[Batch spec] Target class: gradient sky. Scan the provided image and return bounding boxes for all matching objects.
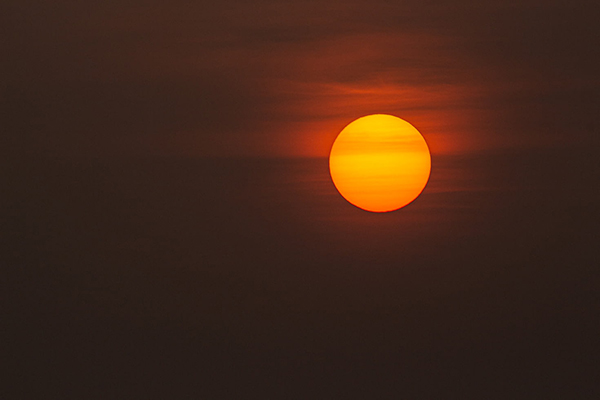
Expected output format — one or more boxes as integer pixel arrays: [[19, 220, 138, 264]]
[[4, 1, 599, 398], [5, 0, 598, 157]]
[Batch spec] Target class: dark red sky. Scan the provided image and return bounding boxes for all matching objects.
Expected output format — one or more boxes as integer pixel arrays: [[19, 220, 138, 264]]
[[4, 1, 599, 398], [5, 0, 598, 157]]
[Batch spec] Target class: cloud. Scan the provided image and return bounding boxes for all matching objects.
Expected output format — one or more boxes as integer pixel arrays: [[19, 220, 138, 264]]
[[4, 0, 598, 157]]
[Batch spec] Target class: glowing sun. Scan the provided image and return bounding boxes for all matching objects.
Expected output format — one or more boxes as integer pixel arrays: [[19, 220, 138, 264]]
[[329, 114, 431, 212]]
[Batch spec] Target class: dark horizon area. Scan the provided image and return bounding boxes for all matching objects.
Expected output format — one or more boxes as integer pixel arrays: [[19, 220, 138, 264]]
[[4, 147, 598, 398]]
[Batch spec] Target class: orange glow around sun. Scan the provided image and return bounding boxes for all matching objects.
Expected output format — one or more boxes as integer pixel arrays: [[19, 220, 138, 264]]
[[329, 114, 431, 212]]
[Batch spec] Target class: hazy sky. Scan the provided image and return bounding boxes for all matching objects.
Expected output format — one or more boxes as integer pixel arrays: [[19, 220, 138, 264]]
[[4, 1, 600, 398], [5, 0, 598, 157]]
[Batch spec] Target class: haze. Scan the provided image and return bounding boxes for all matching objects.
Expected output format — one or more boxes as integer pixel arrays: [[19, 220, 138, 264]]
[[3, 0, 598, 398]]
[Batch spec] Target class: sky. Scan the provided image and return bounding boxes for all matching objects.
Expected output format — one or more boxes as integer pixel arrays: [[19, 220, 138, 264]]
[[5, 0, 598, 157], [3, 0, 599, 398]]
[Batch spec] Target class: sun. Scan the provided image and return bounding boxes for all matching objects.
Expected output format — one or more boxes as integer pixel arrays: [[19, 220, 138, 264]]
[[329, 114, 431, 212]]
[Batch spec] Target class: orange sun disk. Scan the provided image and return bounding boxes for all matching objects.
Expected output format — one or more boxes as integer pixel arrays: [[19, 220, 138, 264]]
[[329, 114, 431, 212]]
